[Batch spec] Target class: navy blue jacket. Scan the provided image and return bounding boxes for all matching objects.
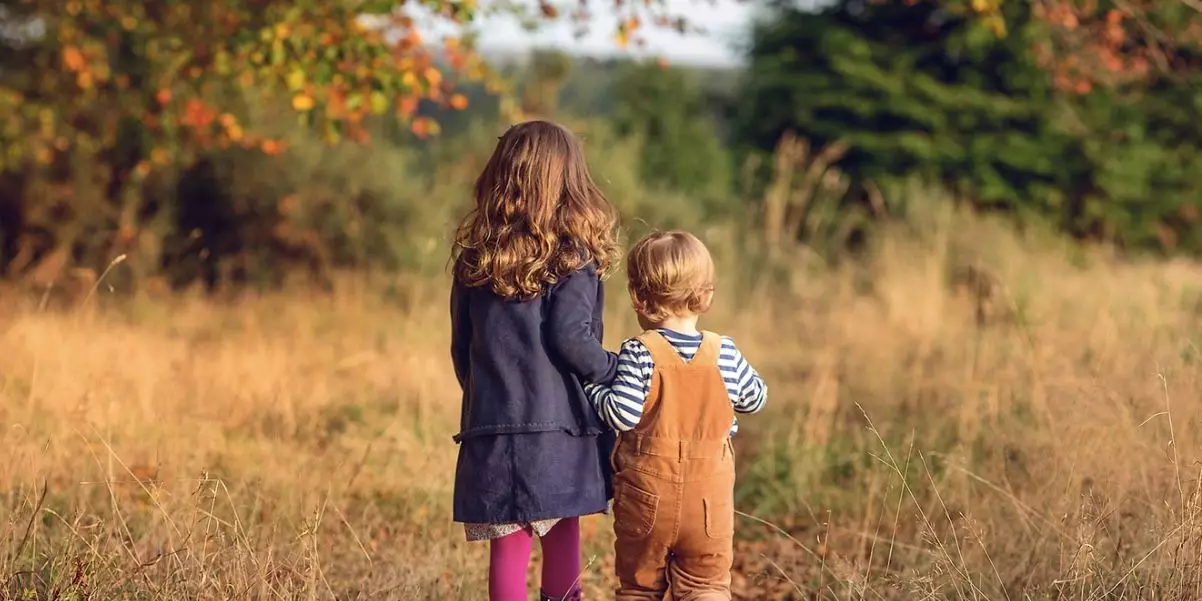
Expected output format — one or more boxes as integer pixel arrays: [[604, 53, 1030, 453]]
[[451, 263, 619, 524]]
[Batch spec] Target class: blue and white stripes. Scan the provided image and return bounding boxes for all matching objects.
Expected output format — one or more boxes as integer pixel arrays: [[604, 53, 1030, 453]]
[[585, 329, 768, 435]]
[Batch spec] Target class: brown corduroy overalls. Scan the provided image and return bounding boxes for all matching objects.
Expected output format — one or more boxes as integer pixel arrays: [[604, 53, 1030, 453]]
[[611, 331, 736, 601]]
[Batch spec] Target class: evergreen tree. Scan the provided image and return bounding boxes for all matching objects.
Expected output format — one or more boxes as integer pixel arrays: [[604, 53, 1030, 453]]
[[735, 0, 1202, 253], [611, 61, 733, 204]]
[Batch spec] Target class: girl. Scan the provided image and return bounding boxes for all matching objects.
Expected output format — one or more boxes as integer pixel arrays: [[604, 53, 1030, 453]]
[[450, 120, 619, 601]]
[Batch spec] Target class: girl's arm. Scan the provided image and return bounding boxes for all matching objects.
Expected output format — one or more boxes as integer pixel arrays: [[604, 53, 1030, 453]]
[[449, 280, 471, 388], [546, 265, 619, 384], [584, 339, 654, 431]]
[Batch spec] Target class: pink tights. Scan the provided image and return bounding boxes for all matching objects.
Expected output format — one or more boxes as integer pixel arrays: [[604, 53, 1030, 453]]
[[489, 517, 582, 601]]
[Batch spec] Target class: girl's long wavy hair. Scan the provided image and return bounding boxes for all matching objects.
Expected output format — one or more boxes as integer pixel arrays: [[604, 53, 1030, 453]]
[[452, 120, 618, 299]]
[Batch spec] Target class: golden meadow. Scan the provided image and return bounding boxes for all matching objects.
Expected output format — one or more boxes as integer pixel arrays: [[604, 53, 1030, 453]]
[[3, 125, 1202, 599]]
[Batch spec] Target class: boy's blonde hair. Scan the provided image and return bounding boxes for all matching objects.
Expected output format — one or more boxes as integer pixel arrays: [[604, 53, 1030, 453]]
[[626, 231, 715, 321]]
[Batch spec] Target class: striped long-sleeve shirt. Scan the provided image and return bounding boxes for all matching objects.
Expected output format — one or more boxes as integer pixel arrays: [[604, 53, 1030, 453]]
[[584, 329, 767, 436]]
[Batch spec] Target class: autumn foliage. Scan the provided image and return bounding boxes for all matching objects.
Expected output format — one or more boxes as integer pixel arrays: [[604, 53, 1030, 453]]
[[0, 0, 496, 175], [963, 0, 1202, 90], [0, 0, 512, 286], [2, 0, 1202, 288], [5, 0, 1195, 174], [3, 0, 1200, 173]]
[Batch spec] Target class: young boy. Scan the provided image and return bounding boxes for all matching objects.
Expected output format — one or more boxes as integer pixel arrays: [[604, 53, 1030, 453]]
[[585, 230, 768, 601]]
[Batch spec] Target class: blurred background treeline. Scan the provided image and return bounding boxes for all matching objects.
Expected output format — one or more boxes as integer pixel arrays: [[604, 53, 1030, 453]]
[[1, 0, 1200, 298]]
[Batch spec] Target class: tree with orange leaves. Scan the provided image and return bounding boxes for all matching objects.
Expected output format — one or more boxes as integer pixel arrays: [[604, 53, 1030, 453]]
[[0, 0, 704, 282], [960, 0, 1202, 91], [0, 0, 722, 176], [0, 0, 503, 176], [0, 0, 503, 281]]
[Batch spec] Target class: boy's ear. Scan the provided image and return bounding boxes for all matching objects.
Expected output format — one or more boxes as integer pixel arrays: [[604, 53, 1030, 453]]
[[627, 287, 642, 313], [636, 312, 656, 331], [698, 289, 715, 314]]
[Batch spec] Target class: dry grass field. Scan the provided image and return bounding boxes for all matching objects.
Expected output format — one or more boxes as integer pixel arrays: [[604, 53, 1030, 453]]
[[3, 207, 1202, 600]]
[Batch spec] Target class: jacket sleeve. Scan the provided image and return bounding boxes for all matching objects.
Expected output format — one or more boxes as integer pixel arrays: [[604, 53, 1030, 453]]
[[449, 280, 471, 389], [546, 266, 619, 384]]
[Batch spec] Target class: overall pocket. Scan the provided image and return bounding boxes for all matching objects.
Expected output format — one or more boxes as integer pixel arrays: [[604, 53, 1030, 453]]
[[614, 482, 659, 538], [704, 496, 734, 539]]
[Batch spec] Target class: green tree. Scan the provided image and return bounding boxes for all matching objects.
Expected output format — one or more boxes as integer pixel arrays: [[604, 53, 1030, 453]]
[[735, 0, 1202, 253], [736, 0, 1075, 206], [611, 61, 732, 205], [521, 50, 574, 118]]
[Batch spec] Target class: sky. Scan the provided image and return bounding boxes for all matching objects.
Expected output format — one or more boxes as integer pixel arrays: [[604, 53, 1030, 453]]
[[2, 2, 758, 66], [452, 0, 757, 67]]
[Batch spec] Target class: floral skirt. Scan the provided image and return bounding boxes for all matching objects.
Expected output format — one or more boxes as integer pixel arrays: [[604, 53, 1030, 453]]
[[464, 518, 562, 542], [464, 499, 613, 542]]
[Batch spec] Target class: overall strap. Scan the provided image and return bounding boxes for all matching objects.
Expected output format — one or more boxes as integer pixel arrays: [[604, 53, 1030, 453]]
[[636, 330, 686, 367], [689, 332, 722, 367]]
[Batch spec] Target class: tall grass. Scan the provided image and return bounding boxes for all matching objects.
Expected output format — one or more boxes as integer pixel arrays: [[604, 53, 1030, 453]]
[[729, 198, 1202, 599], [4, 128, 1202, 598]]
